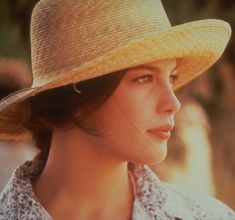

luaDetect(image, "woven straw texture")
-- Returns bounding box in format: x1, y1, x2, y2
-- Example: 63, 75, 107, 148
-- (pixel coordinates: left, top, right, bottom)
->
0, 0, 232, 139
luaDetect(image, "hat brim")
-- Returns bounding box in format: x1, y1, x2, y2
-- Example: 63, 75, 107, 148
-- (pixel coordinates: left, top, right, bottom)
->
0, 19, 231, 139
0, 130, 31, 141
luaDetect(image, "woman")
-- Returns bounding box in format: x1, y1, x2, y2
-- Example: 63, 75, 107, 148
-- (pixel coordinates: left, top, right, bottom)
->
0, 0, 234, 219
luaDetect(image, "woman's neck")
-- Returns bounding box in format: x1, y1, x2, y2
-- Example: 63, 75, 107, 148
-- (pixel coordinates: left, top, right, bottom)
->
32, 127, 135, 220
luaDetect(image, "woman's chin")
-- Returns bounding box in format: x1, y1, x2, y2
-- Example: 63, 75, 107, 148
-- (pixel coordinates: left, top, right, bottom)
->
131, 143, 168, 166
144, 141, 168, 164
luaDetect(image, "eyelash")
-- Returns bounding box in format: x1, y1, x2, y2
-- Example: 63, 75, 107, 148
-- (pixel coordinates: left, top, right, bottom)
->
169, 74, 178, 87
134, 74, 178, 86
135, 74, 153, 83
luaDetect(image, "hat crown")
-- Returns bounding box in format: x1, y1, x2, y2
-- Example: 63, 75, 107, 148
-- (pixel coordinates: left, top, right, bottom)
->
31, 0, 171, 86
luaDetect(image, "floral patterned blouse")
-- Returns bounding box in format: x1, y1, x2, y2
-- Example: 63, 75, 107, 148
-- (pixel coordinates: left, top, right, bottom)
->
0, 156, 234, 220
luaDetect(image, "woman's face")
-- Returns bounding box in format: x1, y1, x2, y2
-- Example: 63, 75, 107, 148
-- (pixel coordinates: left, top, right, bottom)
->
85, 59, 181, 165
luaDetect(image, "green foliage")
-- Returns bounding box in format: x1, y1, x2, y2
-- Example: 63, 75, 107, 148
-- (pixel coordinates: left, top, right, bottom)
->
0, 0, 38, 60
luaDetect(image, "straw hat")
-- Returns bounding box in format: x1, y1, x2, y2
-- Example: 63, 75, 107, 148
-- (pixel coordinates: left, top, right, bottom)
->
0, 58, 32, 140
0, 0, 231, 138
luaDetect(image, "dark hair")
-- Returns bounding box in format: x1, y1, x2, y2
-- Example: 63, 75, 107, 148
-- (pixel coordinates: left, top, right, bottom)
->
24, 70, 126, 159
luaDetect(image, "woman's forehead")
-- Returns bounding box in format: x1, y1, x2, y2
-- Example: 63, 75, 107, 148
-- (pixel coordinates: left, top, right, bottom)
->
129, 59, 177, 73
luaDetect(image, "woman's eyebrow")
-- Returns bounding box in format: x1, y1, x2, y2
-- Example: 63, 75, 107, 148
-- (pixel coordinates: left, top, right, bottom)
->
131, 64, 178, 73
131, 65, 161, 72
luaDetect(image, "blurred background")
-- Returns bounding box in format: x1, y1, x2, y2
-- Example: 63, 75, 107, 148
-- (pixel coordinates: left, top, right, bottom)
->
0, 0, 234, 210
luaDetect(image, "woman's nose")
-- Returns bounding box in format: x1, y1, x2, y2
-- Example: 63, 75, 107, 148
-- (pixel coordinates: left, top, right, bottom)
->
157, 86, 181, 115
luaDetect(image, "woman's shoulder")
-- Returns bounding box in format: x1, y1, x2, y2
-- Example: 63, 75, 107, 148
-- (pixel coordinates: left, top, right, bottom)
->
160, 182, 235, 220
0, 160, 51, 220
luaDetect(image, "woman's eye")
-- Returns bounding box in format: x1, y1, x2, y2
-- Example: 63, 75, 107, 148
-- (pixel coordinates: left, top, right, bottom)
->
169, 74, 178, 87
135, 74, 153, 83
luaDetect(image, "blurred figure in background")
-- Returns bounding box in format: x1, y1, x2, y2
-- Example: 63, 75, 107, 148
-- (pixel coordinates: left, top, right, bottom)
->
0, 58, 36, 190
0, 58, 32, 100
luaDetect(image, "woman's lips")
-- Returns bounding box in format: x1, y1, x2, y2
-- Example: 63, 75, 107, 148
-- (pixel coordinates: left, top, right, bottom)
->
148, 130, 171, 140
147, 125, 174, 141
